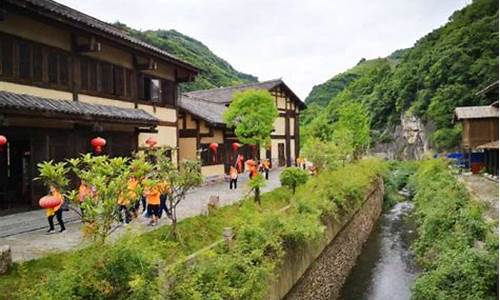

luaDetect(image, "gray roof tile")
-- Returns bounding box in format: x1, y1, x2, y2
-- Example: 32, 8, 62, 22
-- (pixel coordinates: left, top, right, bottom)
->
0, 91, 159, 125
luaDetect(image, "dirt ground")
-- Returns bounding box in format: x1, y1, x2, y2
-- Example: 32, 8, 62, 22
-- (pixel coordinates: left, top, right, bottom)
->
460, 174, 499, 221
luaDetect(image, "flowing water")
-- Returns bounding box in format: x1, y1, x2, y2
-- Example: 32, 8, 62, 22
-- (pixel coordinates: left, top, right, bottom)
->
338, 201, 419, 300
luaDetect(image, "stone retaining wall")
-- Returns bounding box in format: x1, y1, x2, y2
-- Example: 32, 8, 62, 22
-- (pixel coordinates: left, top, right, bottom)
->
266, 178, 384, 300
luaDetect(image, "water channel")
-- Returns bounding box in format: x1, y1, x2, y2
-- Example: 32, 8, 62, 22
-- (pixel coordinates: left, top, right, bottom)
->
338, 201, 419, 300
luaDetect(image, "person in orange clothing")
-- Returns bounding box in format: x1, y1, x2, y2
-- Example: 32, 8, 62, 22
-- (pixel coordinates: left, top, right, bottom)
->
229, 166, 238, 190
47, 186, 65, 233
262, 159, 271, 180
117, 176, 138, 224
78, 180, 90, 219
144, 182, 161, 226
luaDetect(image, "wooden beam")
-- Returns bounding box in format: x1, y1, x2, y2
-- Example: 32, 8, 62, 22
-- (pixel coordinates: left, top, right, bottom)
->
135, 56, 158, 70
74, 36, 101, 53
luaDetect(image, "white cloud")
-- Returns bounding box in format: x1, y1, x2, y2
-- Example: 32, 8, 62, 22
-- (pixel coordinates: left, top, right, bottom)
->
57, 0, 470, 99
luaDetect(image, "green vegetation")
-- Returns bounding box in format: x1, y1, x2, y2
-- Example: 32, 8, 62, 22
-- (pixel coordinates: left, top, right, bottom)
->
303, 0, 498, 150
1, 188, 291, 300
382, 161, 418, 209
224, 89, 279, 147
1, 159, 386, 300
114, 23, 257, 92
410, 159, 498, 299
279, 167, 309, 194
302, 102, 370, 170
165, 158, 387, 299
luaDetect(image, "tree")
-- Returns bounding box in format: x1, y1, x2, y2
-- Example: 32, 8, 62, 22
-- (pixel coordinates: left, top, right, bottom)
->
279, 167, 309, 194
224, 89, 277, 204
223, 89, 278, 148
151, 148, 203, 238
334, 102, 370, 158
65, 154, 146, 243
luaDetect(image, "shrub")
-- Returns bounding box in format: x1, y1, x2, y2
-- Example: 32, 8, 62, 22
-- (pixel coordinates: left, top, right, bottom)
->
410, 159, 498, 299
280, 167, 309, 194
18, 236, 161, 300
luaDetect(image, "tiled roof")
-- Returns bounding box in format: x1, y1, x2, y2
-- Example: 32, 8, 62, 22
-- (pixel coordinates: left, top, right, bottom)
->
0, 91, 159, 125
7, 0, 198, 72
185, 79, 285, 104
178, 95, 226, 126
454, 105, 499, 120
180, 79, 305, 126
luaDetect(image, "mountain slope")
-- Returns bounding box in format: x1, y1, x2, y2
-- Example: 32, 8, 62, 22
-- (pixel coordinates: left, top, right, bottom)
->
114, 23, 258, 91
304, 0, 498, 152
304, 50, 409, 108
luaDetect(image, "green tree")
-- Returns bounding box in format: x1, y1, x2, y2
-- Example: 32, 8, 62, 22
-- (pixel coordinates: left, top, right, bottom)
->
151, 148, 203, 238
279, 167, 309, 194
223, 89, 278, 148
334, 102, 371, 158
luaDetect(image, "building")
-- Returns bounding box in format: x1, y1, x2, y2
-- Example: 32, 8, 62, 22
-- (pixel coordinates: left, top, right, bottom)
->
0, 0, 198, 210
454, 81, 499, 174
178, 79, 305, 178
454, 101, 499, 150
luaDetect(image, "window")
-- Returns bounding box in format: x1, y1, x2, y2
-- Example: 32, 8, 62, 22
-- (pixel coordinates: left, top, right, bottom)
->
47, 51, 58, 84
140, 75, 165, 103
59, 55, 69, 85
100, 62, 113, 94
32, 45, 43, 82
125, 69, 132, 98
88, 60, 97, 91
113, 66, 124, 96
162, 80, 175, 106
18, 41, 31, 79
151, 78, 161, 102
80, 58, 88, 90
1, 38, 14, 76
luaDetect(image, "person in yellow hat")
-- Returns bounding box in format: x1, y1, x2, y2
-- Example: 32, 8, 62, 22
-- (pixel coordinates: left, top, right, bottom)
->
144, 181, 161, 226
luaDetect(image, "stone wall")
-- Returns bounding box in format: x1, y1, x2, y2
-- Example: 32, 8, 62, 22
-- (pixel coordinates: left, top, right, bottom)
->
265, 178, 384, 300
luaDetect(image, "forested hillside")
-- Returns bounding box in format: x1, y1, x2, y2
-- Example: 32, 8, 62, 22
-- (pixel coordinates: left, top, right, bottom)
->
303, 0, 499, 152
114, 23, 258, 92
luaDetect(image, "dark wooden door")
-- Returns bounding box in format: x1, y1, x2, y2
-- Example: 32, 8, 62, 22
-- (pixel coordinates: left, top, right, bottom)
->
278, 143, 285, 167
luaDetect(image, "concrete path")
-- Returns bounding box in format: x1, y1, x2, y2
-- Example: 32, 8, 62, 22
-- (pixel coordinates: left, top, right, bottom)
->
460, 174, 499, 221
0, 169, 282, 262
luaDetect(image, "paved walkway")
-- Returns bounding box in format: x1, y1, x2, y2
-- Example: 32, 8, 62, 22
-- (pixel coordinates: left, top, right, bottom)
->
0, 169, 282, 262
460, 174, 499, 221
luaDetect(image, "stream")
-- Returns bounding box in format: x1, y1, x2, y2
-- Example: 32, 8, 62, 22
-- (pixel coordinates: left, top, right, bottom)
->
338, 201, 419, 300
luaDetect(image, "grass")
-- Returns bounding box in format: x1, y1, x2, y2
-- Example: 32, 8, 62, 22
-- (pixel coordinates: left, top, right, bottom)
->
0, 187, 291, 299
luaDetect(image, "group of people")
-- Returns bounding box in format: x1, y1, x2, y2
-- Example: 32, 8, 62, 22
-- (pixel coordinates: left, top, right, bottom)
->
45, 175, 174, 233
228, 157, 271, 190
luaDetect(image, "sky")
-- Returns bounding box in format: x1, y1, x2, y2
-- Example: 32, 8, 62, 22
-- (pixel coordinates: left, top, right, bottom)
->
58, 0, 471, 99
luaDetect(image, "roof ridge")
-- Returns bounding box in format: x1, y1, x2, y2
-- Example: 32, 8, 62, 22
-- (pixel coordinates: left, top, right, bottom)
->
185, 78, 282, 94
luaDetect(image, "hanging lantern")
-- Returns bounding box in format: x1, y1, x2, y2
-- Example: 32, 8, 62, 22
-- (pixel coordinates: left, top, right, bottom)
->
0, 135, 6, 152
209, 143, 218, 163
90, 137, 106, 154
145, 137, 157, 148
231, 142, 240, 152
39, 195, 62, 209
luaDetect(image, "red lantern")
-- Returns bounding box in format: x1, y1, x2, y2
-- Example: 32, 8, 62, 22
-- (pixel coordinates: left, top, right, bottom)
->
145, 137, 157, 148
209, 143, 218, 163
231, 142, 240, 152
91, 137, 106, 154
39, 195, 62, 209
0, 135, 6, 152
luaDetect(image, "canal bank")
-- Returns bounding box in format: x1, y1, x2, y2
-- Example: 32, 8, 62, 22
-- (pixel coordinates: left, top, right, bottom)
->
276, 178, 384, 300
